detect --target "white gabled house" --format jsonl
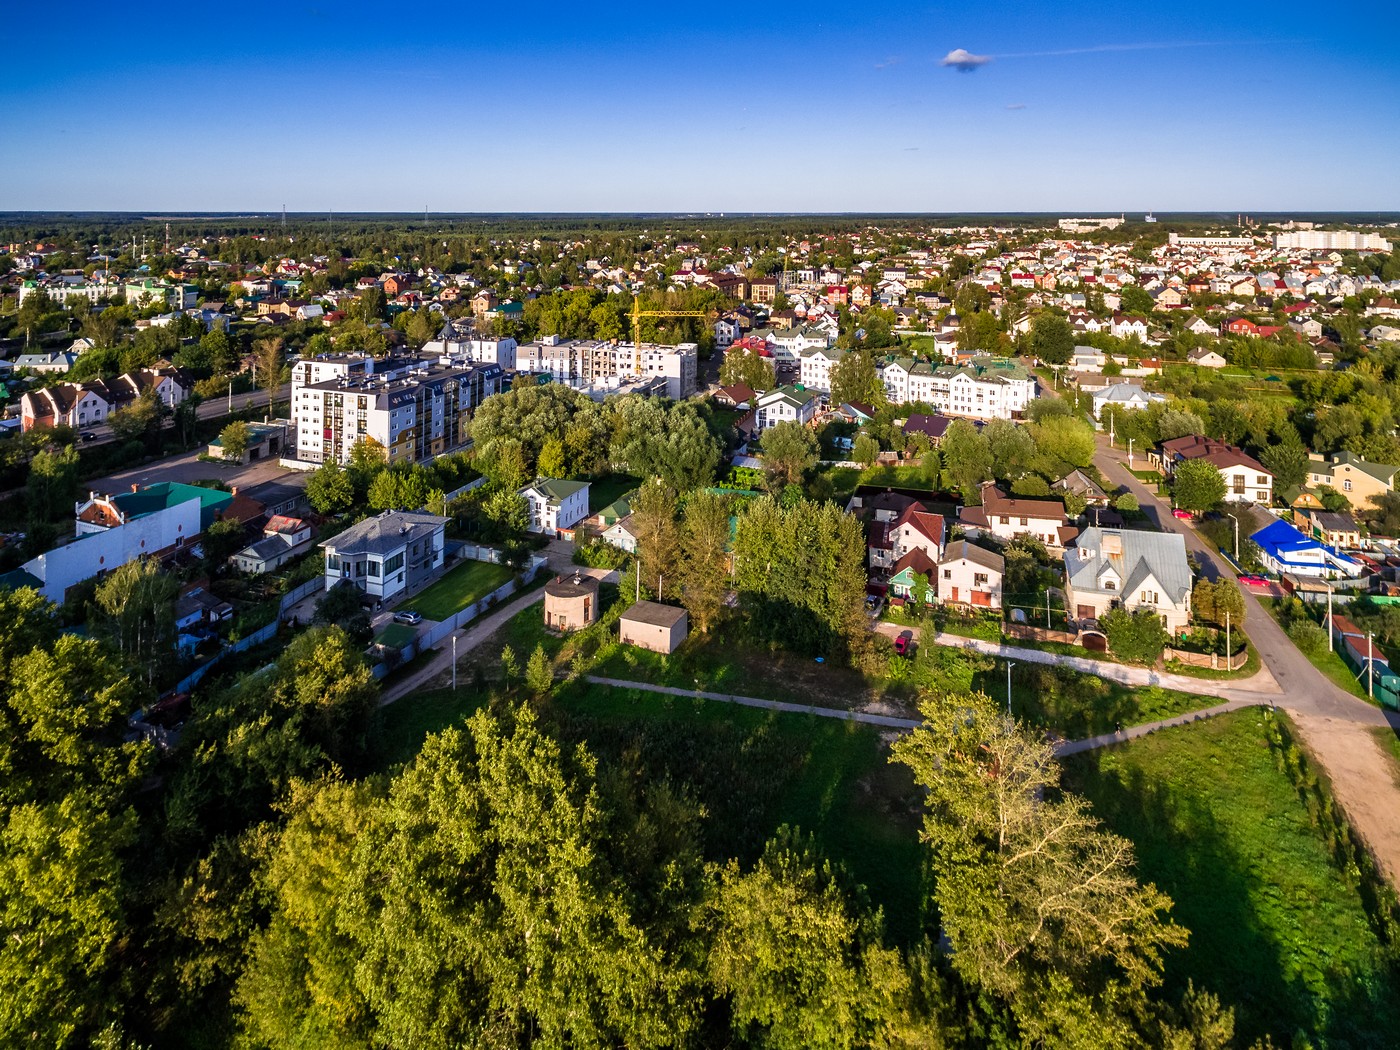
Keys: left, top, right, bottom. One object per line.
{"left": 519, "top": 478, "right": 591, "bottom": 536}
{"left": 754, "top": 385, "right": 817, "bottom": 432}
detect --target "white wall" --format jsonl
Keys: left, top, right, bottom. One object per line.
{"left": 24, "top": 499, "right": 203, "bottom": 603}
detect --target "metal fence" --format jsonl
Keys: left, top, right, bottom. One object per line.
{"left": 170, "top": 621, "right": 278, "bottom": 695}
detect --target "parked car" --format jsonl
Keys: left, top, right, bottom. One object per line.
{"left": 80, "top": 431, "right": 96, "bottom": 442}
{"left": 1237, "top": 574, "right": 1269, "bottom": 587}
{"left": 1172, "top": 509, "right": 1194, "bottom": 521}
{"left": 393, "top": 610, "right": 423, "bottom": 625}
{"left": 893, "top": 634, "right": 911, "bottom": 657}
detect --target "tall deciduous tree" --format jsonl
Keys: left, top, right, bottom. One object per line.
{"left": 893, "top": 690, "right": 1187, "bottom": 1045}
{"left": 306, "top": 460, "right": 355, "bottom": 515}
{"left": 1172, "top": 459, "right": 1226, "bottom": 514}
{"left": 939, "top": 419, "right": 994, "bottom": 497}
{"left": 93, "top": 558, "right": 179, "bottom": 685}
{"left": 829, "top": 350, "right": 884, "bottom": 409}
{"left": 719, "top": 348, "right": 776, "bottom": 392}
{"left": 678, "top": 490, "right": 731, "bottom": 634}
{"left": 218, "top": 420, "right": 251, "bottom": 461}
{"left": 1030, "top": 313, "right": 1074, "bottom": 365}
{"left": 759, "top": 420, "right": 819, "bottom": 487}
{"left": 631, "top": 480, "right": 680, "bottom": 600}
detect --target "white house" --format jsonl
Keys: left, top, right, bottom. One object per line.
{"left": 937, "top": 539, "right": 1005, "bottom": 611}
{"left": 798, "top": 346, "right": 846, "bottom": 393}
{"left": 519, "top": 478, "right": 591, "bottom": 536}
{"left": 320, "top": 510, "right": 447, "bottom": 604}
{"left": 1092, "top": 383, "right": 1167, "bottom": 421}
{"left": 961, "top": 483, "right": 1069, "bottom": 548}
{"left": 1065, "top": 527, "right": 1193, "bottom": 632}
{"left": 754, "top": 386, "right": 817, "bottom": 432}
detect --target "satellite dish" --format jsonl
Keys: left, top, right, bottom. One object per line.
{"left": 1010, "top": 608, "right": 1027, "bottom": 623}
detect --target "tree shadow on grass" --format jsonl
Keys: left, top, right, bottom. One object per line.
{"left": 1065, "top": 756, "right": 1400, "bottom": 1048}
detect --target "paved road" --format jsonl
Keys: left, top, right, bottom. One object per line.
{"left": 84, "top": 443, "right": 308, "bottom": 496}
{"left": 77, "top": 383, "right": 290, "bottom": 447}
{"left": 379, "top": 562, "right": 617, "bottom": 705}
{"left": 1054, "top": 699, "right": 1263, "bottom": 755}
{"left": 1094, "top": 430, "right": 1400, "bottom": 884}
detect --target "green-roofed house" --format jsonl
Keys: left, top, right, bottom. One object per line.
{"left": 1306, "top": 451, "right": 1400, "bottom": 515}
{"left": 519, "top": 477, "right": 591, "bottom": 537}
{"left": 754, "top": 384, "right": 817, "bottom": 432}
{"left": 593, "top": 490, "right": 638, "bottom": 529}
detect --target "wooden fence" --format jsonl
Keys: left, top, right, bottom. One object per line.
{"left": 1164, "top": 646, "right": 1249, "bottom": 671}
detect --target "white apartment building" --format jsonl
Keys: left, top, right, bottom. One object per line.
{"left": 1273, "top": 231, "right": 1392, "bottom": 253}
{"left": 798, "top": 346, "right": 846, "bottom": 393}
{"left": 290, "top": 353, "right": 502, "bottom": 465}
{"left": 514, "top": 337, "right": 697, "bottom": 399}
{"left": 519, "top": 478, "right": 591, "bottom": 536}
{"left": 877, "top": 355, "right": 1034, "bottom": 420}
{"left": 423, "top": 335, "right": 518, "bottom": 371}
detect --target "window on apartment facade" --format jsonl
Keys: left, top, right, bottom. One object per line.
{"left": 1344, "top": 479, "right": 1353, "bottom": 491}
{"left": 385, "top": 552, "right": 405, "bottom": 574}
{"left": 367, "top": 561, "right": 380, "bottom": 577}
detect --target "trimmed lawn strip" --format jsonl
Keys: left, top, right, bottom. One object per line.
{"left": 1063, "top": 711, "right": 1400, "bottom": 1048}
{"left": 408, "top": 560, "right": 515, "bottom": 622}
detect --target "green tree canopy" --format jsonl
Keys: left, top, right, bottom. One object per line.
{"left": 759, "top": 420, "right": 820, "bottom": 487}
{"left": 1172, "top": 459, "right": 1227, "bottom": 514}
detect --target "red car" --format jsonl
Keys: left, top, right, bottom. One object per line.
{"left": 1237, "top": 574, "right": 1269, "bottom": 587}
{"left": 1172, "top": 509, "right": 1194, "bottom": 521}
{"left": 893, "top": 635, "right": 910, "bottom": 657}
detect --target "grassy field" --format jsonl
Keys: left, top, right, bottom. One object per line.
{"left": 1064, "top": 711, "right": 1400, "bottom": 1047}
{"left": 550, "top": 680, "right": 926, "bottom": 943}
{"left": 408, "top": 560, "right": 515, "bottom": 622}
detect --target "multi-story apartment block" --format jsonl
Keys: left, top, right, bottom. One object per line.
{"left": 290, "top": 354, "right": 502, "bottom": 466}
{"left": 798, "top": 346, "right": 846, "bottom": 393}
{"left": 513, "top": 337, "right": 697, "bottom": 399}
{"left": 877, "top": 355, "right": 1034, "bottom": 419}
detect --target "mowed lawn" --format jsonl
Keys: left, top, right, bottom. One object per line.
{"left": 1063, "top": 710, "right": 1400, "bottom": 1048}
{"left": 408, "top": 560, "right": 514, "bottom": 622}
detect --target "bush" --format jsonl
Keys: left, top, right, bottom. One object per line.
{"left": 1287, "top": 621, "right": 1327, "bottom": 655}
{"left": 1115, "top": 492, "right": 1139, "bottom": 513}
{"left": 572, "top": 541, "right": 630, "bottom": 570}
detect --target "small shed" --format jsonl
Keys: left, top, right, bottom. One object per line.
{"left": 618, "top": 600, "right": 689, "bottom": 654}
{"left": 543, "top": 571, "right": 600, "bottom": 632}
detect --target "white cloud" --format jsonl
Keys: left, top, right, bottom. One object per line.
{"left": 940, "top": 48, "right": 991, "bottom": 71}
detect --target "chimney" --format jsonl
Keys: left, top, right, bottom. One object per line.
{"left": 230, "top": 486, "right": 237, "bottom": 496}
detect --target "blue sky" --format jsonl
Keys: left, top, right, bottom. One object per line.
{"left": 3, "top": 1, "right": 1397, "bottom": 212}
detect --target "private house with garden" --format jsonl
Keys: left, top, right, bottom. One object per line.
{"left": 887, "top": 548, "right": 939, "bottom": 602}
{"left": 753, "top": 385, "right": 818, "bottom": 432}
{"left": 320, "top": 509, "right": 447, "bottom": 603}
{"left": 1152, "top": 435, "right": 1274, "bottom": 505}
{"left": 232, "top": 515, "right": 314, "bottom": 574}
{"left": 961, "top": 482, "right": 1071, "bottom": 548}
{"left": 1064, "top": 526, "right": 1193, "bottom": 633}
{"left": 519, "top": 478, "right": 590, "bottom": 537}
{"left": 1305, "top": 451, "right": 1399, "bottom": 514}
{"left": 937, "top": 539, "right": 1005, "bottom": 610}
{"left": 1092, "top": 382, "right": 1166, "bottom": 420}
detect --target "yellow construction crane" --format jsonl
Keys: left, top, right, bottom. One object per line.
{"left": 629, "top": 296, "right": 710, "bottom": 372}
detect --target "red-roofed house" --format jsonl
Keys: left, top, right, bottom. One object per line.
{"left": 1152, "top": 434, "right": 1273, "bottom": 504}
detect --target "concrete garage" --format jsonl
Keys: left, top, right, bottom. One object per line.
{"left": 618, "top": 600, "right": 688, "bottom": 654}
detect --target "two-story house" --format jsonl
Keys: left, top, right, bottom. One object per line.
{"left": 754, "top": 385, "right": 817, "bottom": 432}
{"left": 937, "top": 539, "right": 1005, "bottom": 610}
{"left": 519, "top": 478, "right": 591, "bottom": 536}
{"left": 320, "top": 509, "right": 447, "bottom": 604}
{"left": 1065, "top": 526, "right": 1193, "bottom": 632}
{"left": 1153, "top": 435, "right": 1273, "bottom": 504}
{"left": 960, "top": 483, "right": 1071, "bottom": 548}
{"left": 1306, "top": 451, "right": 1399, "bottom": 514}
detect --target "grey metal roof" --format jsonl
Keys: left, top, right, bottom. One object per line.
{"left": 321, "top": 510, "right": 447, "bottom": 558}
{"left": 1067, "top": 526, "right": 1192, "bottom": 604}
{"left": 620, "top": 600, "right": 687, "bottom": 628}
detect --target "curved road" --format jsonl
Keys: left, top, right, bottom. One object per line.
{"left": 1093, "top": 425, "right": 1400, "bottom": 884}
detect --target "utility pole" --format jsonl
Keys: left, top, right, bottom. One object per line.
{"left": 452, "top": 633, "right": 458, "bottom": 691}
{"left": 227, "top": 378, "right": 232, "bottom": 413}
{"left": 1327, "top": 584, "right": 1334, "bottom": 652}
{"left": 1128, "top": 437, "right": 1134, "bottom": 469}
{"left": 1045, "top": 587, "right": 1050, "bottom": 629}
{"left": 1006, "top": 661, "right": 1015, "bottom": 716}
{"left": 1226, "top": 611, "right": 1231, "bottom": 670}
{"left": 1109, "top": 412, "right": 1115, "bottom": 448}
{"left": 1227, "top": 513, "right": 1240, "bottom": 562}
{"left": 1369, "top": 631, "right": 1376, "bottom": 700}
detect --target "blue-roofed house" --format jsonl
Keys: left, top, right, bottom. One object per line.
{"left": 1250, "top": 518, "right": 1363, "bottom": 579}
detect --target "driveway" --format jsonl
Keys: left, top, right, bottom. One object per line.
{"left": 85, "top": 446, "right": 308, "bottom": 496}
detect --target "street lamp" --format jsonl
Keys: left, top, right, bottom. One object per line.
{"left": 1006, "top": 660, "right": 1016, "bottom": 717}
